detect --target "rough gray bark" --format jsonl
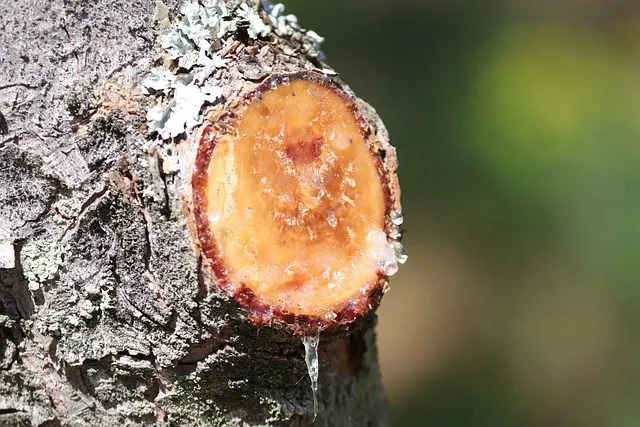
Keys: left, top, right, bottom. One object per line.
{"left": 0, "top": 0, "right": 390, "bottom": 425}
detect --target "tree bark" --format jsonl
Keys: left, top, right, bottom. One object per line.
{"left": 0, "top": 0, "right": 392, "bottom": 425}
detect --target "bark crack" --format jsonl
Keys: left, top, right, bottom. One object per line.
{"left": 17, "top": 182, "right": 62, "bottom": 231}
{"left": 156, "top": 156, "right": 172, "bottom": 220}
{"left": 0, "top": 408, "right": 26, "bottom": 415}
{"left": 116, "top": 288, "right": 174, "bottom": 332}
{"left": 60, "top": 187, "right": 109, "bottom": 241}
{"left": 0, "top": 82, "right": 42, "bottom": 91}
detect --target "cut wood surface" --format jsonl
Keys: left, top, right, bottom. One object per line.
{"left": 0, "top": 1, "right": 403, "bottom": 425}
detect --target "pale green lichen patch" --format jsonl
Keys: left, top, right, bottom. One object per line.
{"left": 147, "top": 83, "right": 223, "bottom": 139}
{"left": 78, "top": 298, "right": 98, "bottom": 319}
{"left": 258, "top": 395, "right": 286, "bottom": 425}
{"left": 238, "top": 3, "right": 270, "bottom": 38}
{"left": 143, "top": 0, "right": 325, "bottom": 141}
{"left": 20, "top": 238, "right": 65, "bottom": 290}
{"left": 143, "top": 0, "right": 230, "bottom": 139}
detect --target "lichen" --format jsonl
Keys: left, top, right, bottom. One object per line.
{"left": 78, "top": 298, "right": 98, "bottom": 319}
{"left": 237, "top": 3, "right": 271, "bottom": 39}
{"left": 262, "top": 2, "right": 297, "bottom": 36}
{"left": 21, "top": 238, "right": 65, "bottom": 290}
{"left": 143, "top": 0, "right": 232, "bottom": 140}
{"left": 147, "top": 83, "right": 223, "bottom": 139}
{"left": 142, "top": 0, "right": 325, "bottom": 141}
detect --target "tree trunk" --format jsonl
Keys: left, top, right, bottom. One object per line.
{"left": 0, "top": 0, "right": 393, "bottom": 425}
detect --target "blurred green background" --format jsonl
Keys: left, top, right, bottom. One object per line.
{"left": 282, "top": 0, "right": 640, "bottom": 425}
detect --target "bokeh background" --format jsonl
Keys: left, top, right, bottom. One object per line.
{"left": 282, "top": 1, "right": 640, "bottom": 425}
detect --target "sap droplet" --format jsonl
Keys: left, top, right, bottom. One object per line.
{"left": 391, "top": 211, "right": 403, "bottom": 226}
{"left": 302, "top": 333, "right": 320, "bottom": 421}
{"left": 391, "top": 240, "right": 408, "bottom": 264}
{"left": 367, "top": 229, "right": 400, "bottom": 277}
{"left": 381, "top": 256, "right": 399, "bottom": 276}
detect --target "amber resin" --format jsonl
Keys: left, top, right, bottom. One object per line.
{"left": 193, "top": 74, "right": 398, "bottom": 334}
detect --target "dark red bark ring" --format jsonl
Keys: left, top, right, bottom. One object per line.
{"left": 192, "top": 71, "right": 399, "bottom": 335}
